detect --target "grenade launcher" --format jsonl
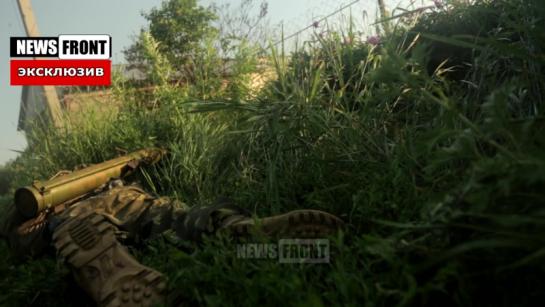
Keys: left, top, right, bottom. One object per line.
{"left": 14, "top": 148, "right": 166, "bottom": 219}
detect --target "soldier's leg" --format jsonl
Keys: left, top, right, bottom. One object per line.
{"left": 51, "top": 183, "right": 175, "bottom": 307}
{"left": 50, "top": 182, "right": 343, "bottom": 306}
{"left": 175, "top": 199, "right": 344, "bottom": 242}
{"left": 60, "top": 181, "right": 343, "bottom": 244}
{"left": 52, "top": 212, "right": 166, "bottom": 307}
{"left": 57, "top": 182, "right": 189, "bottom": 242}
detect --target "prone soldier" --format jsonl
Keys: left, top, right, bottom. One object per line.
{"left": 0, "top": 148, "right": 343, "bottom": 306}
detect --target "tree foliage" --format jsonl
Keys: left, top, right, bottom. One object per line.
{"left": 124, "top": 0, "right": 217, "bottom": 67}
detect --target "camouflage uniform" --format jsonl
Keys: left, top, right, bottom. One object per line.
{"left": 1, "top": 180, "right": 342, "bottom": 307}
{"left": 1, "top": 181, "right": 251, "bottom": 257}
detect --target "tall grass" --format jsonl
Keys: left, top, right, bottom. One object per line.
{"left": 1, "top": 0, "right": 545, "bottom": 305}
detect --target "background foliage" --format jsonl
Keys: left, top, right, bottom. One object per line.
{"left": 1, "top": 0, "right": 545, "bottom": 306}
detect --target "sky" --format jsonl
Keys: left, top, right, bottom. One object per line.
{"left": 0, "top": 0, "right": 431, "bottom": 165}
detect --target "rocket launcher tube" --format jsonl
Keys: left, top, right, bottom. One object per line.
{"left": 14, "top": 148, "right": 166, "bottom": 218}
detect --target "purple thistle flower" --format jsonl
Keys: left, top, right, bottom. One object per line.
{"left": 366, "top": 35, "right": 381, "bottom": 46}
{"left": 312, "top": 21, "right": 320, "bottom": 28}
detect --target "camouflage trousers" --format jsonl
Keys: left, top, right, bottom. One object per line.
{"left": 1, "top": 182, "right": 250, "bottom": 258}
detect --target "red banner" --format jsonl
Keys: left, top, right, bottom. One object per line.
{"left": 10, "top": 59, "right": 111, "bottom": 86}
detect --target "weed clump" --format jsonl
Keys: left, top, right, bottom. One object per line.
{"left": 1, "top": 0, "right": 545, "bottom": 306}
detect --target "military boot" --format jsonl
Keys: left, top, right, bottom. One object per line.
{"left": 52, "top": 212, "right": 166, "bottom": 307}
{"left": 221, "top": 209, "right": 344, "bottom": 238}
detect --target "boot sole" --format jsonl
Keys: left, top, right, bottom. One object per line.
{"left": 52, "top": 212, "right": 166, "bottom": 307}
{"left": 228, "top": 209, "right": 343, "bottom": 238}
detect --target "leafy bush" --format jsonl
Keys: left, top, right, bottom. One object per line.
{"left": 1, "top": 0, "right": 545, "bottom": 306}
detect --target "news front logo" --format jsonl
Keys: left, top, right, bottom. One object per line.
{"left": 236, "top": 239, "right": 331, "bottom": 263}
{"left": 10, "top": 35, "right": 112, "bottom": 86}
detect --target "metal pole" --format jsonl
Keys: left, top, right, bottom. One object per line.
{"left": 16, "top": 0, "right": 63, "bottom": 128}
